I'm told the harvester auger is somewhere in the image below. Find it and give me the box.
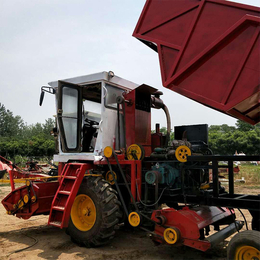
[2,0,260,259]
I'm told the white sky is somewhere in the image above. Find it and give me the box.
[0,0,259,129]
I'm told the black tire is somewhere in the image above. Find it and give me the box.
[66,176,122,247]
[227,230,260,260]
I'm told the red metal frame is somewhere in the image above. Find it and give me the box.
[133,0,260,124]
[2,181,59,219]
[2,156,142,222]
[151,206,235,251]
[124,86,153,156]
[95,158,142,201]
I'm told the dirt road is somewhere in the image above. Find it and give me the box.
[0,185,256,260]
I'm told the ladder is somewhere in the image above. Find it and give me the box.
[48,163,90,228]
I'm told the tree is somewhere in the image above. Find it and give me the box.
[235,120,255,132]
[152,127,174,141]
[43,118,55,137]
[208,120,260,155]
[0,103,24,137]
[0,103,56,158]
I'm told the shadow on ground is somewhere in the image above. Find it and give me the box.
[0,225,228,260]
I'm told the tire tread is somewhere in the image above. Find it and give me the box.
[66,176,121,247]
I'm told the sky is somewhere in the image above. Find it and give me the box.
[0,0,259,130]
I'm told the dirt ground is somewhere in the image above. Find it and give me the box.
[0,185,258,260]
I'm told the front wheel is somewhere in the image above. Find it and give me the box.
[66,176,121,247]
[227,230,260,260]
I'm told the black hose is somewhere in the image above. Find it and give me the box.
[13,233,38,253]
[8,229,38,256]
[238,208,248,230]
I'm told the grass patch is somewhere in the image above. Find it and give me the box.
[0,183,10,187]
[220,163,260,185]
[236,164,260,183]
[245,185,260,189]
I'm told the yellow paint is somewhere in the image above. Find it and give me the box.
[105,170,117,185]
[71,194,96,231]
[23,194,29,204]
[200,183,210,190]
[104,146,113,158]
[235,245,260,260]
[164,228,179,244]
[128,212,140,227]
[0,173,101,185]
[127,144,143,160]
[175,146,191,162]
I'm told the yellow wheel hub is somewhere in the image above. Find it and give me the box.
[164,227,180,244]
[128,212,141,227]
[127,144,144,161]
[104,146,113,158]
[31,196,36,202]
[175,145,191,162]
[235,245,260,260]
[106,170,117,185]
[23,194,29,204]
[71,194,96,231]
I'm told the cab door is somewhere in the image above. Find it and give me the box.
[57,81,82,152]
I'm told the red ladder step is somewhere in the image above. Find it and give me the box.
[48,163,91,228]
[49,221,62,227]
[52,206,65,211]
[64,176,77,180]
[59,190,70,195]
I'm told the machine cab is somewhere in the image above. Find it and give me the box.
[46,71,139,162]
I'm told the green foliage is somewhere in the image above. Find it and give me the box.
[0,103,55,159]
[152,126,174,141]
[0,103,24,137]
[208,120,260,155]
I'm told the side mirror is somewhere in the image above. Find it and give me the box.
[39,86,56,106]
[39,91,45,106]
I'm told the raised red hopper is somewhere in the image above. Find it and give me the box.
[133,0,260,125]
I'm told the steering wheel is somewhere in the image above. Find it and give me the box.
[84,118,98,126]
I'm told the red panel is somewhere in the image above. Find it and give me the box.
[1,182,59,219]
[137,0,200,36]
[133,0,260,124]
[124,90,136,148]
[151,206,234,251]
[160,46,180,83]
[135,110,151,154]
[124,87,152,156]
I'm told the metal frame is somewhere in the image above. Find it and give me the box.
[176,155,260,211]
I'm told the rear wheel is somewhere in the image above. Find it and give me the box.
[66,176,121,247]
[227,230,260,260]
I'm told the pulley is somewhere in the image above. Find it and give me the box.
[126,144,145,160]
[163,227,180,245]
[128,212,141,227]
[175,145,191,162]
[105,170,117,185]
[104,146,113,158]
